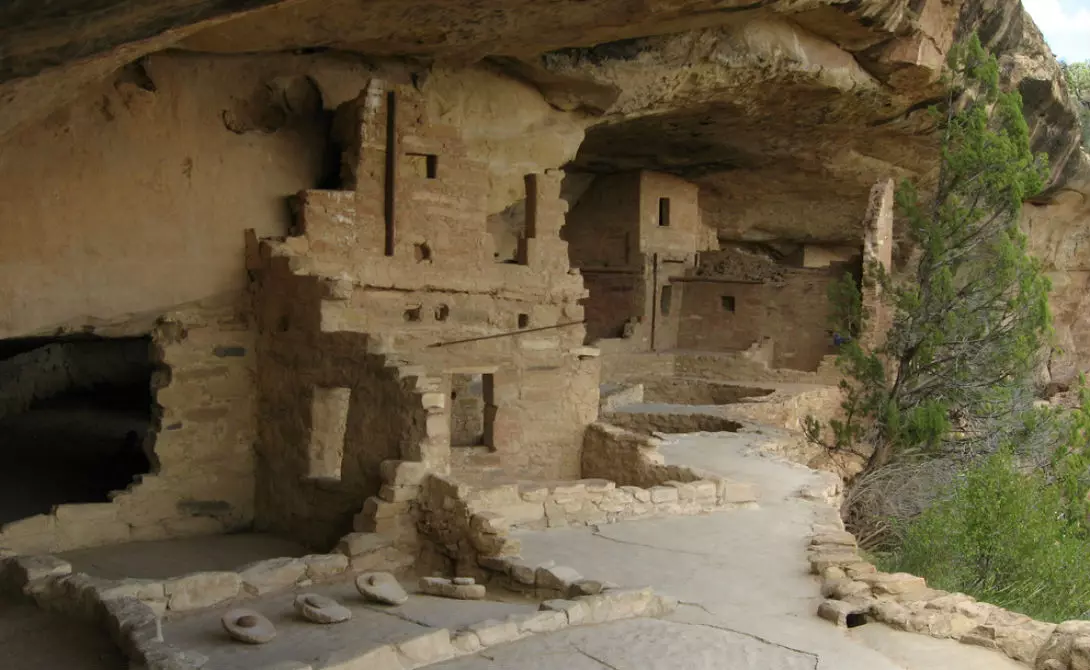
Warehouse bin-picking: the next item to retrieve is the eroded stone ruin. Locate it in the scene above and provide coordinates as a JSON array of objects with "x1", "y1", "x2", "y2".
[{"x1": 0, "y1": 0, "x2": 1088, "y2": 667}]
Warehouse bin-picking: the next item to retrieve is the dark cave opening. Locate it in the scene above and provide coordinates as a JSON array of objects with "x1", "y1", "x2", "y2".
[{"x1": 0, "y1": 335, "x2": 156, "y2": 526}]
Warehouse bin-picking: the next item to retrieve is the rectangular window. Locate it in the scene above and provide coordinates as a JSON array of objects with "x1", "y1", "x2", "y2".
[
  {"x1": 721, "y1": 295, "x2": 736, "y2": 312},
  {"x1": 308, "y1": 387, "x2": 351, "y2": 480},
  {"x1": 658, "y1": 197, "x2": 671, "y2": 227},
  {"x1": 659, "y1": 284, "x2": 673, "y2": 316},
  {"x1": 406, "y1": 153, "x2": 439, "y2": 179}
]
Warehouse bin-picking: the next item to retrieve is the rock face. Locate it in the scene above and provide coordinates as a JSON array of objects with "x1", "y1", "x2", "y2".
[{"x1": 0, "y1": 0, "x2": 1082, "y2": 345}]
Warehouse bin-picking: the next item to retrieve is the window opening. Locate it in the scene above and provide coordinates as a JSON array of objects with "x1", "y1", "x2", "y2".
[{"x1": 658, "y1": 197, "x2": 671, "y2": 227}]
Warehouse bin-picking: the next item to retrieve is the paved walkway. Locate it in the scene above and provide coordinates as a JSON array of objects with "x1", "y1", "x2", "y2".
[{"x1": 431, "y1": 431, "x2": 1023, "y2": 670}]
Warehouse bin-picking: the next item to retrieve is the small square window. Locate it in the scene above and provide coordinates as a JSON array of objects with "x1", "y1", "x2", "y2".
[
  {"x1": 721, "y1": 296, "x2": 736, "y2": 312},
  {"x1": 518, "y1": 313, "x2": 530, "y2": 329},
  {"x1": 406, "y1": 153, "x2": 439, "y2": 179},
  {"x1": 658, "y1": 197, "x2": 671, "y2": 227}
]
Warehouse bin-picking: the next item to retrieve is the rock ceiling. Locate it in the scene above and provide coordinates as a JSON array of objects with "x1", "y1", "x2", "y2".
[{"x1": 0, "y1": 0, "x2": 1085, "y2": 244}]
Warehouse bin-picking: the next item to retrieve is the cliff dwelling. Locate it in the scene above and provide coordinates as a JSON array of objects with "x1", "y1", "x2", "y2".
[{"x1": 0, "y1": 1, "x2": 1086, "y2": 669}]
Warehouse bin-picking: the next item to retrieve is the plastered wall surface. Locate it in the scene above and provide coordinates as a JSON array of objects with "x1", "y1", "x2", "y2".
[{"x1": 0, "y1": 53, "x2": 378, "y2": 339}]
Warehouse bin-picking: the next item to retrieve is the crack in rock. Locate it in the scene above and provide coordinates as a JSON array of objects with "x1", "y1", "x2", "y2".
[
  {"x1": 674, "y1": 603, "x2": 820, "y2": 668},
  {"x1": 570, "y1": 643, "x2": 625, "y2": 670},
  {"x1": 589, "y1": 526, "x2": 726, "y2": 559}
]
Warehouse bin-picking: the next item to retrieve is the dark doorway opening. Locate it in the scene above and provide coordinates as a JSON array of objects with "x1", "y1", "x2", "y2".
[{"x1": 0, "y1": 335, "x2": 156, "y2": 526}]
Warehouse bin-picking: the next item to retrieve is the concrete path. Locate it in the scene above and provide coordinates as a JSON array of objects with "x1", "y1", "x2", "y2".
[{"x1": 431, "y1": 432, "x2": 1023, "y2": 670}]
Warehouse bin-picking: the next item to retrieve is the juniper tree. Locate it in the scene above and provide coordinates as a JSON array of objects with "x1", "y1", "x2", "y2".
[{"x1": 808, "y1": 33, "x2": 1052, "y2": 476}]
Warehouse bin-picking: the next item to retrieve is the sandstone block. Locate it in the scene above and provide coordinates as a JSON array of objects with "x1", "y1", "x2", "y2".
[
  {"x1": 466, "y1": 619, "x2": 521, "y2": 647},
  {"x1": 621, "y1": 486, "x2": 652, "y2": 503},
  {"x1": 337, "y1": 533, "x2": 393, "y2": 557},
  {"x1": 381, "y1": 461, "x2": 430, "y2": 487},
  {"x1": 379, "y1": 485, "x2": 420, "y2": 503},
  {"x1": 397, "y1": 629, "x2": 454, "y2": 665},
  {"x1": 98, "y1": 579, "x2": 166, "y2": 603},
  {"x1": 551, "y1": 483, "x2": 588, "y2": 500},
  {"x1": 649, "y1": 486, "x2": 679, "y2": 504},
  {"x1": 580, "y1": 479, "x2": 615, "y2": 494},
  {"x1": 451, "y1": 631, "x2": 482, "y2": 654},
  {"x1": 323, "y1": 644, "x2": 402, "y2": 670},
  {"x1": 520, "y1": 485, "x2": 550, "y2": 503},
  {"x1": 510, "y1": 610, "x2": 567, "y2": 635},
  {"x1": 870, "y1": 600, "x2": 910, "y2": 630},
  {"x1": 843, "y1": 562, "x2": 877, "y2": 578},
  {"x1": 510, "y1": 560, "x2": 548, "y2": 586},
  {"x1": 568, "y1": 580, "x2": 604, "y2": 597},
  {"x1": 362, "y1": 497, "x2": 411, "y2": 520},
  {"x1": 239, "y1": 557, "x2": 306, "y2": 596},
  {"x1": 541, "y1": 598, "x2": 589, "y2": 625},
  {"x1": 536, "y1": 565, "x2": 582, "y2": 591},
  {"x1": 477, "y1": 555, "x2": 514, "y2": 574},
  {"x1": 809, "y1": 552, "x2": 860, "y2": 574},
  {"x1": 164, "y1": 572, "x2": 240, "y2": 611},
  {"x1": 818, "y1": 599, "x2": 862, "y2": 628},
  {"x1": 664, "y1": 481, "x2": 698, "y2": 501},
  {"x1": 859, "y1": 572, "x2": 927, "y2": 596},
  {"x1": 350, "y1": 546, "x2": 414, "y2": 573},
  {"x1": 303, "y1": 554, "x2": 349, "y2": 580},
  {"x1": 810, "y1": 531, "x2": 857, "y2": 547}
]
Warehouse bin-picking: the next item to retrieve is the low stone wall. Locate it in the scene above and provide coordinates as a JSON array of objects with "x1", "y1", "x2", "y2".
[
  {"x1": 582, "y1": 421, "x2": 754, "y2": 499},
  {"x1": 599, "y1": 382, "x2": 644, "y2": 412},
  {"x1": 0, "y1": 526, "x2": 676, "y2": 670},
  {"x1": 810, "y1": 524, "x2": 1090, "y2": 668},
  {"x1": 640, "y1": 377, "x2": 774, "y2": 405},
  {"x1": 602, "y1": 410, "x2": 744, "y2": 435}
]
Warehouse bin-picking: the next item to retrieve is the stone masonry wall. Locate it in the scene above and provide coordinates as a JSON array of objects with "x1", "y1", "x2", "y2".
[
  {"x1": 416, "y1": 464, "x2": 754, "y2": 581},
  {"x1": 0, "y1": 300, "x2": 257, "y2": 554},
  {"x1": 676, "y1": 266, "x2": 841, "y2": 371},
  {"x1": 251, "y1": 77, "x2": 601, "y2": 547}
]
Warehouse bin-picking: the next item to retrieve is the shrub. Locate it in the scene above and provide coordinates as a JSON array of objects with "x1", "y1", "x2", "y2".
[{"x1": 882, "y1": 447, "x2": 1090, "y2": 622}]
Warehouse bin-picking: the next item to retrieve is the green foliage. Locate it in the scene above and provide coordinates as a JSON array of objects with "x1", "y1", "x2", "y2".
[
  {"x1": 882, "y1": 443, "x2": 1090, "y2": 622},
  {"x1": 807, "y1": 33, "x2": 1052, "y2": 473},
  {"x1": 1061, "y1": 60, "x2": 1090, "y2": 148},
  {"x1": 827, "y1": 271, "x2": 864, "y2": 338}
]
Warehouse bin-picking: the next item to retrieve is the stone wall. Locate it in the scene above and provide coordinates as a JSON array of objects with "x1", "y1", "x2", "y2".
[
  {"x1": 564, "y1": 170, "x2": 715, "y2": 352},
  {"x1": 810, "y1": 522, "x2": 1090, "y2": 669},
  {"x1": 0, "y1": 53, "x2": 376, "y2": 340},
  {"x1": 250, "y1": 77, "x2": 601, "y2": 547},
  {"x1": 0, "y1": 300, "x2": 257, "y2": 554},
  {"x1": 677, "y1": 256, "x2": 844, "y2": 371}
]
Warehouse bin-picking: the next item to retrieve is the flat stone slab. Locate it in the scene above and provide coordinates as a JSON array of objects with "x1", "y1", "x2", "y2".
[
  {"x1": 163, "y1": 581, "x2": 431, "y2": 670},
  {"x1": 429, "y1": 617, "x2": 814, "y2": 670},
  {"x1": 357, "y1": 572, "x2": 409, "y2": 606}
]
